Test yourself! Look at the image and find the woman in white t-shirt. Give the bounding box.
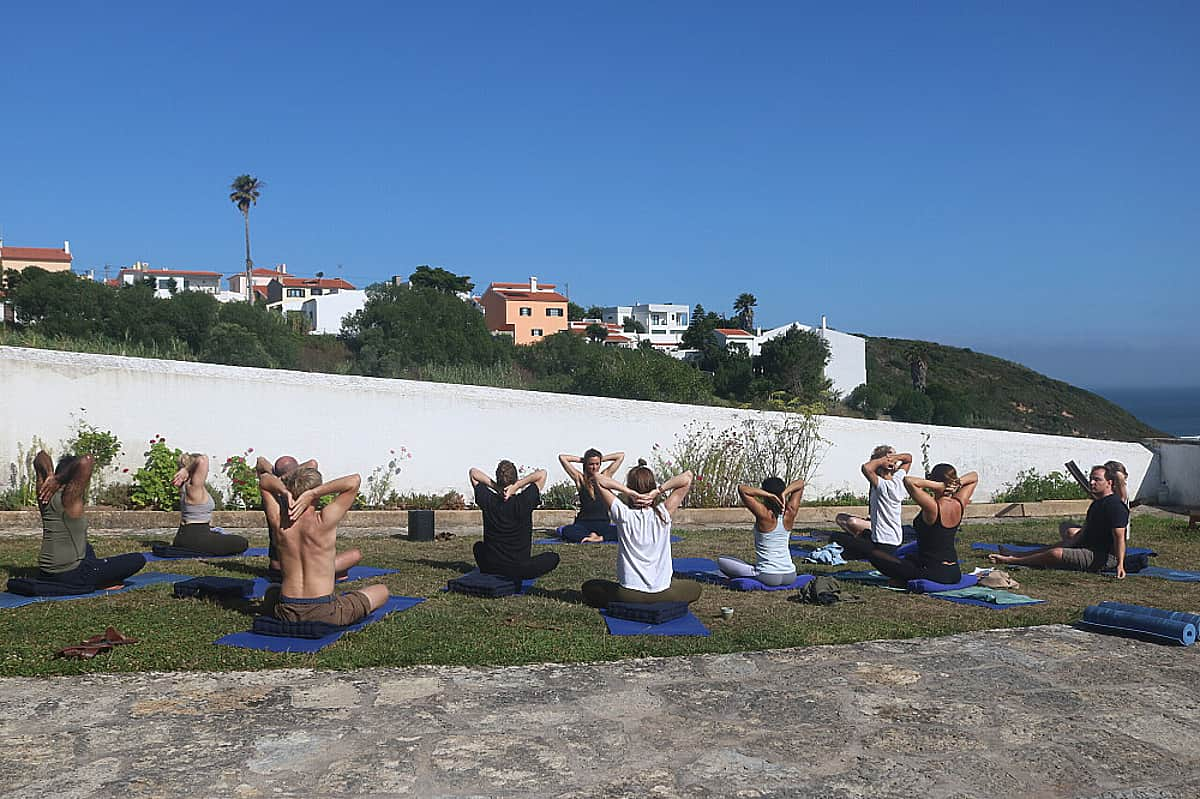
[835,445,913,554]
[580,459,702,607]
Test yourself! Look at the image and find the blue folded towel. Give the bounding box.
[606,601,690,624]
[792,543,847,566]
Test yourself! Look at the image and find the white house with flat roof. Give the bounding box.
[116,263,223,299]
[752,318,867,397]
[300,290,366,335]
[601,302,690,349]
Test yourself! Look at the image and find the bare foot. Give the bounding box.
[580,533,603,543]
[988,553,1014,565]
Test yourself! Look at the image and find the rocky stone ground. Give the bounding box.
[2,624,1197,798]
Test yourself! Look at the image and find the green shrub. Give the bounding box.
[94,482,134,509]
[0,488,26,511]
[62,414,123,502]
[382,490,466,510]
[992,469,1089,503]
[363,449,414,508]
[6,437,49,509]
[130,436,183,510]
[802,490,871,506]
[220,450,261,510]
[890,389,934,423]
[540,480,579,510]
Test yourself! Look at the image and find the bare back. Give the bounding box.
[276,511,340,598]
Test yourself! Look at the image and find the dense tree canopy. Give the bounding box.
[408,265,473,295]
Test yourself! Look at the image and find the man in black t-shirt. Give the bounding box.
[468,460,560,581]
[989,464,1129,577]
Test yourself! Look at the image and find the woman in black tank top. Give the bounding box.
[834,463,978,585]
[556,448,625,543]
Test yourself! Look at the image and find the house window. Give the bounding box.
[287,288,305,297]
[678,313,688,325]
[530,328,544,337]
[310,288,323,296]
[652,329,667,335]
[519,307,532,316]
[545,307,563,317]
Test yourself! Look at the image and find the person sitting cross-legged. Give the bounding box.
[833,463,978,586]
[988,463,1129,578]
[33,451,146,591]
[717,476,806,586]
[581,460,702,607]
[556,448,625,542]
[835,445,913,554]
[256,456,361,582]
[257,468,389,626]
[470,461,561,581]
[170,452,249,555]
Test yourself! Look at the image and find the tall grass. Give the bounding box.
[407,362,529,390]
[0,329,196,361]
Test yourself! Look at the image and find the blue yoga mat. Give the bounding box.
[601,609,710,636]
[672,557,728,585]
[215,596,425,653]
[972,543,1157,557]
[0,572,192,609]
[1081,605,1196,646]
[1098,601,1200,628]
[829,569,890,584]
[248,566,399,599]
[142,546,270,562]
[789,534,822,542]
[1121,566,1200,583]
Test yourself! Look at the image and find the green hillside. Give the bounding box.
[857,337,1165,441]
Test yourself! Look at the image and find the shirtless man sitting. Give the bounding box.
[256,456,362,580]
[256,467,388,626]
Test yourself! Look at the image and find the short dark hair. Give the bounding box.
[54,455,81,480]
[495,460,518,489]
[761,476,786,515]
[1090,464,1117,483]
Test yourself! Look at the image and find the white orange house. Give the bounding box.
[228,264,290,299]
[480,276,569,345]
[0,241,72,277]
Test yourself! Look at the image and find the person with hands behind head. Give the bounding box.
[33,450,145,591]
[469,460,560,581]
[557,448,625,543]
[836,445,914,554]
[170,452,249,555]
[255,467,387,626]
[581,459,702,607]
[255,456,362,582]
[717,476,806,586]
[833,463,977,586]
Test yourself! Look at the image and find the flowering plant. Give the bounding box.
[221,448,262,510]
[130,435,184,510]
[363,447,413,509]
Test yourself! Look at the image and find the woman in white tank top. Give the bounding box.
[718,477,806,586]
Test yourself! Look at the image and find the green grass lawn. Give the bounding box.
[1,517,1197,677]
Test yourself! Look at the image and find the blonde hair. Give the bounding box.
[282,467,322,496]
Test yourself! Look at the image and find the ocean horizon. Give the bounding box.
[1090,386,1200,438]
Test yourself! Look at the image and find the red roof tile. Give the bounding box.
[1,246,72,263]
[715,328,754,337]
[492,290,569,303]
[275,276,356,289]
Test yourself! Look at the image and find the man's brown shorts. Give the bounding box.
[1058,547,1119,572]
[275,591,371,626]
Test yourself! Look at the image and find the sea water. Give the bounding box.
[1092,386,1200,438]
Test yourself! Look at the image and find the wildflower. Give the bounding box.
[247,447,254,453]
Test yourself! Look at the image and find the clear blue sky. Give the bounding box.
[3,1,1196,388]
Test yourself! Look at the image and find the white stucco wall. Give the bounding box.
[1137,439,1200,507]
[0,346,1153,502]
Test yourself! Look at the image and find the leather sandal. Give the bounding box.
[56,642,114,660]
[102,626,138,645]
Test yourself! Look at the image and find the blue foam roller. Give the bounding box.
[1081,605,1196,646]
[1098,601,1200,629]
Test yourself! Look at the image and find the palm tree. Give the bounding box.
[229,175,264,301]
[733,293,757,331]
[907,349,928,393]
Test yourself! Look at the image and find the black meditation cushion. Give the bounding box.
[5,577,96,597]
[251,615,348,639]
[447,571,519,598]
[173,577,255,600]
[606,601,690,624]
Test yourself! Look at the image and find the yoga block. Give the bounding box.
[252,615,347,639]
[408,509,435,542]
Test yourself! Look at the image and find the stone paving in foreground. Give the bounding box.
[1,624,1198,798]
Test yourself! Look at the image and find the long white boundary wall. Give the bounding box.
[0,347,1153,501]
